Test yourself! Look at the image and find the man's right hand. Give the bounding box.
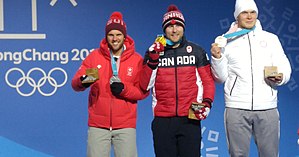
[149,42,164,53]
[210,43,222,59]
[147,42,164,69]
[80,75,95,88]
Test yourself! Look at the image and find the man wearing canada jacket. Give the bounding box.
[140,4,215,157]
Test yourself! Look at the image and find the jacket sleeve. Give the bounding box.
[119,59,150,100]
[139,51,158,91]
[197,64,215,103]
[271,35,292,86]
[71,56,91,92]
[196,47,215,103]
[211,54,229,83]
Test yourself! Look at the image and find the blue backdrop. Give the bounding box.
[0,0,298,157]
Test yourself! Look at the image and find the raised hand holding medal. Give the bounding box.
[214,35,227,48]
[211,35,226,59]
[146,34,166,70]
[153,34,166,56]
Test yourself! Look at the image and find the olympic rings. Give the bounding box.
[5,67,68,97]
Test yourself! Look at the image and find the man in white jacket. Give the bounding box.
[210,0,292,156]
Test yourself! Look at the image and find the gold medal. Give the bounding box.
[155,34,167,46]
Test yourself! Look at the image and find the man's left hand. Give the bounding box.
[110,82,124,96]
[193,104,211,120]
[267,73,283,84]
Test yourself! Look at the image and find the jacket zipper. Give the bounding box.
[174,49,179,116]
[110,57,121,131]
[247,34,254,110]
[110,93,113,131]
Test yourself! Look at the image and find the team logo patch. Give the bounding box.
[186,46,192,53]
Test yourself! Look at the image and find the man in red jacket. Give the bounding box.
[72,11,148,157]
[140,4,215,157]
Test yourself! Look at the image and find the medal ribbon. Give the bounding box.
[166,38,182,46]
[110,48,123,76]
[223,26,256,39]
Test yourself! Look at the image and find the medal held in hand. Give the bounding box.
[155,34,166,56]
[214,36,227,47]
[264,66,283,78]
[155,34,167,46]
[110,75,121,84]
[82,68,99,84]
[188,102,205,120]
[215,26,256,48]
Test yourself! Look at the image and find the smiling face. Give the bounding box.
[237,9,257,29]
[106,30,125,56]
[165,24,184,47]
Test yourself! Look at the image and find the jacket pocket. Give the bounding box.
[230,76,238,96]
[270,86,273,96]
[88,86,99,107]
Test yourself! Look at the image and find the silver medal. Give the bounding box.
[215,36,227,47]
[110,76,121,84]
